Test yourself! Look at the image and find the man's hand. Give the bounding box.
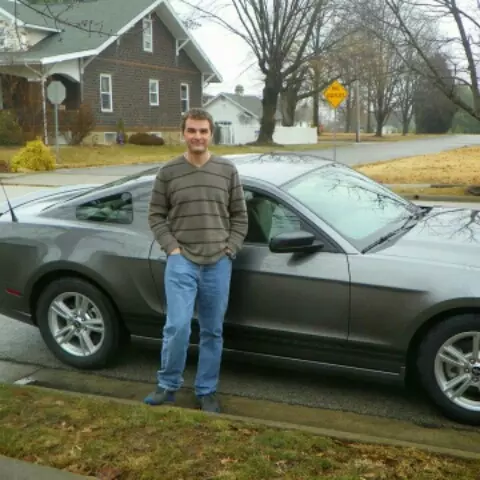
[169,248,181,255]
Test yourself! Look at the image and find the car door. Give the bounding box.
[224,186,351,365]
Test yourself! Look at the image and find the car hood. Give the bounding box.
[0,184,97,219]
[378,206,480,268]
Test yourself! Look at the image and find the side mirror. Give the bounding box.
[269,231,324,254]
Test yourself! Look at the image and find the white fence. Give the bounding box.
[217,125,317,145]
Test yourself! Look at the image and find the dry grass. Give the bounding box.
[318,132,445,143]
[0,384,479,480]
[356,146,480,185]
[0,143,330,170]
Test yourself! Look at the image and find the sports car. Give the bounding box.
[1,152,480,425]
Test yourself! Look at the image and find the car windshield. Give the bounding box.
[282,163,415,249]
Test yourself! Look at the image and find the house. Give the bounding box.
[0,0,222,144]
[204,86,282,128]
[203,86,317,145]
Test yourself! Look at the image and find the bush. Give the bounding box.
[128,132,165,146]
[0,160,9,172]
[0,111,24,146]
[10,138,55,172]
[61,103,96,145]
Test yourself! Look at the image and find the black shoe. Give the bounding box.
[197,393,221,413]
[144,388,175,406]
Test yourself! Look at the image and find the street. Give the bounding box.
[13,133,480,180]
[0,313,455,429]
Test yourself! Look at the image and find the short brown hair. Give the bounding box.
[181,108,215,133]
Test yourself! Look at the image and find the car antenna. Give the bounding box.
[0,178,18,222]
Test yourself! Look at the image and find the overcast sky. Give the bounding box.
[174,0,469,99]
[173,1,264,97]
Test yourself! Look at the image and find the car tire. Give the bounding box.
[417,313,480,425]
[36,277,122,370]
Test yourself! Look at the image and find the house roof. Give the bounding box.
[205,92,282,121]
[0,0,222,81]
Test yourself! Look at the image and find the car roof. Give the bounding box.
[227,153,333,186]
[132,152,334,188]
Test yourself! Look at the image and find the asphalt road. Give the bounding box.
[0,313,452,428]
[47,134,480,177]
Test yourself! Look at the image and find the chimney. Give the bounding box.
[234,85,244,96]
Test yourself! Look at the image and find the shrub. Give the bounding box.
[61,103,96,145]
[10,138,55,172]
[0,111,24,146]
[128,132,165,146]
[0,160,9,172]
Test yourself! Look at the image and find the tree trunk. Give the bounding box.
[281,89,297,127]
[366,87,372,133]
[375,111,386,136]
[345,95,352,132]
[255,81,280,144]
[313,93,319,128]
[402,112,409,135]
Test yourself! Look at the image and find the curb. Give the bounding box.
[21,384,480,462]
[404,194,480,203]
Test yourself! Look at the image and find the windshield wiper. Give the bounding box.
[361,206,430,254]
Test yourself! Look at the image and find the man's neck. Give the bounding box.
[185,151,211,167]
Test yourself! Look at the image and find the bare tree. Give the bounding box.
[382,0,480,122]
[181,0,328,144]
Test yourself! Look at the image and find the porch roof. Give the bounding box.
[0,0,222,81]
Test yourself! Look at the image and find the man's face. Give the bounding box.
[183,118,212,154]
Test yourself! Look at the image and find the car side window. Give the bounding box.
[76,192,133,224]
[244,190,308,244]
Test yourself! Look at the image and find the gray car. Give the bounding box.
[1,153,480,425]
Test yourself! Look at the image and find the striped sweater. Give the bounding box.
[148,154,248,264]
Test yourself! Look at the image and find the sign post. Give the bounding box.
[323,80,348,162]
[46,80,66,162]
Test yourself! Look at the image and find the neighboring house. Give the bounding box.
[0,0,222,144]
[204,89,317,145]
[204,91,282,128]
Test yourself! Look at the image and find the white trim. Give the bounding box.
[99,73,113,113]
[204,93,260,119]
[0,8,23,25]
[149,79,159,106]
[24,24,62,33]
[175,39,189,55]
[41,49,98,65]
[180,82,189,114]
[142,16,153,52]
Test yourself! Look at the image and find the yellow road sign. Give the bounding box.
[323,80,348,109]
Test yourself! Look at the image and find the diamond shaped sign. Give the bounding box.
[323,80,348,109]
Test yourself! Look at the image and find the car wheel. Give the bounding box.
[36,277,121,369]
[417,313,480,425]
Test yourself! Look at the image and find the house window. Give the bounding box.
[104,132,117,144]
[180,83,189,114]
[100,74,113,112]
[149,79,159,106]
[143,17,153,52]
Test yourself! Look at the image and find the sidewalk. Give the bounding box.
[0,455,93,479]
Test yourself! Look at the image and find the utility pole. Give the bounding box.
[355,78,361,143]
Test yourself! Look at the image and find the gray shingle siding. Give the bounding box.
[82,12,202,130]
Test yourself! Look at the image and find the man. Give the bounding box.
[144,108,248,413]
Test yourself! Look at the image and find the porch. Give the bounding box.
[0,70,81,143]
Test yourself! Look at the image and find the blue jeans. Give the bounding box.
[157,253,232,396]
